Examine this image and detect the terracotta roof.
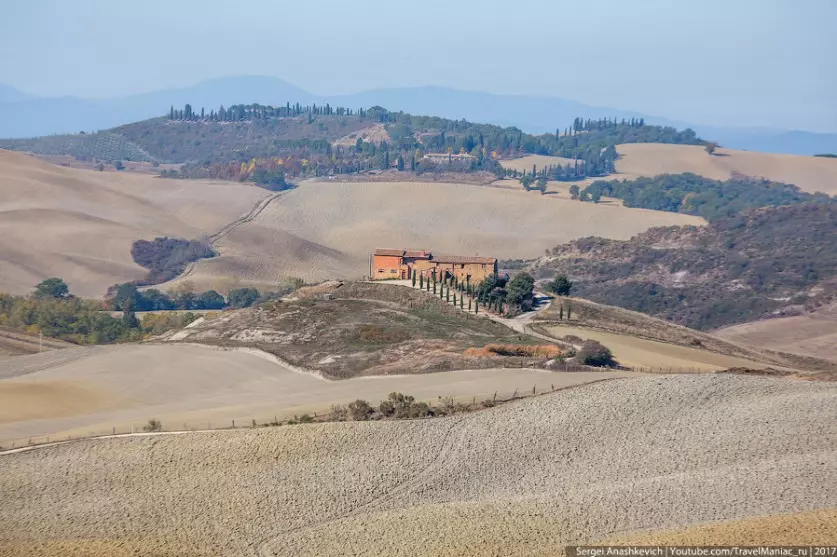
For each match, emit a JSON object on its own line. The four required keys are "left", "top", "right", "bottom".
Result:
{"left": 433, "top": 254, "right": 497, "bottom": 265}
{"left": 373, "top": 249, "right": 496, "bottom": 265}
{"left": 404, "top": 249, "right": 431, "bottom": 258}
{"left": 373, "top": 248, "right": 405, "bottom": 257}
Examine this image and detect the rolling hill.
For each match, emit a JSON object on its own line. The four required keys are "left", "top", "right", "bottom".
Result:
{"left": 1, "top": 374, "right": 834, "bottom": 555}
{"left": 157, "top": 178, "right": 704, "bottom": 292}
{"left": 2, "top": 76, "right": 835, "bottom": 155}
{"left": 715, "top": 301, "right": 837, "bottom": 364}
{"left": 529, "top": 203, "right": 837, "bottom": 331}
{"left": 613, "top": 143, "right": 837, "bottom": 195}
{"left": 0, "top": 150, "right": 269, "bottom": 297}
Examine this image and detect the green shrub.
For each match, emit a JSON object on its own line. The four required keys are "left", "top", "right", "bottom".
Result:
{"left": 142, "top": 418, "right": 162, "bottom": 432}
{"left": 348, "top": 399, "right": 373, "bottom": 421}
{"left": 577, "top": 340, "right": 614, "bottom": 367}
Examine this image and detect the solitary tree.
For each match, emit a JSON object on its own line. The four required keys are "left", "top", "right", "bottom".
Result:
{"left": 547, "top": 274, "right": 573, "bottom": 296}
{"left": 34, "top": 277, "right": 70, "bottom": 299}
{"left": 705, "top": 142, "right": 719, "bottom": 156}
{"left": 536, "top": 176, "right": 548, "bottom": 194}
{"left": 569, "top": 185, "right": 580, "bottom": 200}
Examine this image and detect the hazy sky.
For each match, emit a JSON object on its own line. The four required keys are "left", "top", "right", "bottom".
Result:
{"left": 1, "top": 0, "right": 835, "bottom": 132}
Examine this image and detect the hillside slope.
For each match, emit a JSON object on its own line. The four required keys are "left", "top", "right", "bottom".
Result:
{"left": 715, "top": 301, "right": 837, "bottom": 364}
{"left": 533, "top": 297, "right": 835, "bottom": 373}
{"left": 0, "top": 150, "right": 268, "bottom": 297}
{"left": 614, "top": 143, "right": 837, "bottom": 195}
{"left": 530, "top": 203, "right": 837, "bottom": 330}
{"left": 1, "top": 374, "right": 834, "bottom": 555}
{"left": 159, "top": 179, "right": 704, "bottom": 291}
{"left": 0, "top": 342, "right": 622, "bottom": 444}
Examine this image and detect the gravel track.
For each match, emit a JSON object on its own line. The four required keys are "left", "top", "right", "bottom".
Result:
{"left": 1, "top": 374, "right": 834, "bottom": 556}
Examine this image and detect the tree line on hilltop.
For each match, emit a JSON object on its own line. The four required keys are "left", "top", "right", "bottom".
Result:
{"left": 159, "top": 104, "right": 703, "bottom": 184}
{"left": 569, "top": 172, "right": 833, "bottom": 220}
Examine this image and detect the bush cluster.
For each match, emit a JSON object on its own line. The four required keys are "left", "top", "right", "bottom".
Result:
{"left": 131, "top": 237, "right": 215, "bottom": 285}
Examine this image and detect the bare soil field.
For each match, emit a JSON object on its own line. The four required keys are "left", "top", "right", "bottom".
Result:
{"left": 715, "top": 302, "right": 837, "bottom": 364}
{"left": 161, "top": 180, "right": 704, "bottom": 291}
{"left": 332, "top": 123, "right": 391, "bottom": 148}
{"left": 605, "top": 508, "right": 837, "bottom": 545}
{"left": 614, "top": 143, "right": 837, "bottom": 194}
{"left": 0, "top": 150, "right": 269, "bottom": 297}
{"left": 1, "top": 374, "right": 834, "bottom": 555}
{"left": 0, "top": 342, "right": 623, "bottom": 444}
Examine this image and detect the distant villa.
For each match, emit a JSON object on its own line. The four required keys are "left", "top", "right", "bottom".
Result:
{"left": 370, "top": 249, "right": 497, "bottom": 282}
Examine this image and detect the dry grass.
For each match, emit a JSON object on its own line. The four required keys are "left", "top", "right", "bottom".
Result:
{"left": 0, "top": 326, "right": 73, "bottom": 355}
{"left": 535, "top": 297, "right": 836, "bottom": 373}
{"left": 464, "top": 343, "right": 563, "bottom": 358}
{"left": 0, "top": 150, "right": 269, "bottom": 297}
{"left": 614, "top": 143, "right": 837, "bottom": 195}
{"left": 715, "top": 301, "right": 837, "bottom": 364}
{"left": 161, "top": 179, "right": 704, "bottom": 291}
{"left": 541, "top": 323, "right": 775, "bottom": 372}
{"left": 0, "top": 342, "right": 623, "bottom": 444}
{"left": 160, "top": 282, "right": 560, "bottom": 378}
{"left": 332, "top": 123, "right": 390, "bottom": 148}
{"left": 1, "top": 374, "right": 834, "bottom": 555}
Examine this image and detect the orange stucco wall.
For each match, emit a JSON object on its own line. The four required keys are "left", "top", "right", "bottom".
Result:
{"left": 371, "top": 254, "right": 403, "bottom": 279}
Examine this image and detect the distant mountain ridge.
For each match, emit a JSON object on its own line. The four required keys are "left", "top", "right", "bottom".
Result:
{"left": 0, "top": 84, "right": 35, "bottom": 103}
{"left": 1, "top": 75, "right": 834, "bottom": 155}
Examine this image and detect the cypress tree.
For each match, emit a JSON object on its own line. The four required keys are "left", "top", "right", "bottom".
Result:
{"left": 460, "top": 295, "right": 464, "bottom": 309}
{"left": 446, "top": 288, "right": 450, "bottom": 303}
{"left": 468, "top": 298, "right": 472, "bottom": 311}
{"left": 475, "top": 300, "right": 478, "bottom": 315}
{"left": 419, "top": 273, "right": 424, "bottom": 289}
{"left": 559, "top": 305, "right": 564, "bottom": 320}
{"left": 412, "top": 269, "right": 416, "bottom": 287}
{"left": 453, "top": 293, "right": 457, "bottom": 307}
{"left": 567, "top": 303, "right": 572, "bottom": 320}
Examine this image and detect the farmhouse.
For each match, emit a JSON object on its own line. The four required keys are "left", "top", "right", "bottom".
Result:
{"left": 371, "top": 248, "right": 497, "bottom": 283}
{"left": 423, "top": 152, "right": 475, "bottom": 164}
